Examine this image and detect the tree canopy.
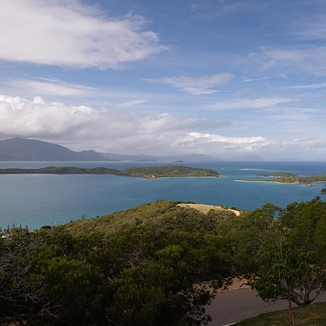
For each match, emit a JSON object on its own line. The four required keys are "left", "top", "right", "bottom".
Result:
{"left": 1, "top": 197, "right": 325, "bottom": 326}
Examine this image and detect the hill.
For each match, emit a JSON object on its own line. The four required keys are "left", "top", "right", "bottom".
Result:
{"left": 59, "top": 200, "right": 236, "bottom": 236}
{"left": 0, "top": 166, "right": 119, "bottom": 175}
{"left": 0, "top": 138, "right": 222, "bottom": 162}
{"left": 2, "top": 199, "right": 325, "bottom": 326}
{"left": 0, "top": 138, "right": 108, "bottom": 161}
{"left": 0, "top": 137, "right": 264, "bottom": 162}
{"left": 0, "top": 165, "right": 219, "bottom": 178}
{"left": 116, "top": 165, "right": 219, "bottom": 178}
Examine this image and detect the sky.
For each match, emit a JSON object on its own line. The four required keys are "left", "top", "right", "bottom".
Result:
{"left": 1, "top": 0, "right": 326, "bottom": 160}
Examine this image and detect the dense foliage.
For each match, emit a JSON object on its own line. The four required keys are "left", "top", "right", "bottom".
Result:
{"left": 1, "top": 195, "right": 326, "bottom": 326}
{"left": 115, "top": 165, "right": 220, "bottom": 178}
{"left": 0, "top": 165, "right": 219, "bottom": 178}
{"left": 0, "top": 166, "right": 120, "bottom": 174}
{"left": 251, "top": 172, "right": 326, "bottom": 184}
{"left": 0, "top": 201, "right": 233, "bottom": 326}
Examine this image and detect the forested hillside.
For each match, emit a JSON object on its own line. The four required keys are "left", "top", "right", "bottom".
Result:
{"left": 0, "top": 165, "right": 219, "bottom": 178}
{"left": 1, "top": 196, "right": 326, "bottom": 326}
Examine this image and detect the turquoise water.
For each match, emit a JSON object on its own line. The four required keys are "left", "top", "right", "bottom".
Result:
{"left": 0, "top": 161, "right": 325, "bottom": 230}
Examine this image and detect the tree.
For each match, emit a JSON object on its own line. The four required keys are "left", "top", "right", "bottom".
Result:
{"left": 217, "top": 203, "right": 281, "bottom": 276}
{"left": 0, "top": 228, "right": 109, "bottom": 326}
{"left": 0, "top": 228, "right": 48, "bottom": 325}
{"left": 250, "top": 233, "right": 325, "bottom": 326}
{"left": 250, "top": 198, "right": 326, "bottom": 326}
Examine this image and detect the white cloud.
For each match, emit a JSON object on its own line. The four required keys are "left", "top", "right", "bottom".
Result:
{"left": 257, "top": 137, "right": 326, "bottom": 160}
{"left": 0, "top": 94, "right": 231, "bottom": 154}
{"left": 1, "top": 94, "right": 325, "bottom": 160}
{"left": 118, "top": 100, "right": 148, "bottom": 107}
{"left": 6, "top": 78, "right": 96, "bottom": 97}
{"left": 211, "top": 97, "right": 295, "bottom": 110}
{"left": 293, "top": 19, "right": 326, "bottom": 41}
{"left": 145, "top": 73, "right": 234, "bottom": 95}
{"left": 257, "top": 46, "right": 326, "bottom": 75}
{"left": 264, "top": 109, "right": 319, "bottom": 122}
{"left": 185, "top": 132, "right": 266, "bottom": 145}
{"left": 286, "top": 83, "right": 326, "bottom": 90}
{"left": 0, "top": 0, "right": 166, "bottom": 69}
{"left": 242, "top": 76, "right": 272, "bottom": 82}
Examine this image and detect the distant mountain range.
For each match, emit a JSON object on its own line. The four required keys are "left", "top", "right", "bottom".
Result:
{"left": 0, "top": 138, "right": 222, "bottom": 161}
{"left": 0, "top": 138, "right": 263, "bottom": 161}
{"left": 0, "top": 138, "right": 107, "bottom": 161}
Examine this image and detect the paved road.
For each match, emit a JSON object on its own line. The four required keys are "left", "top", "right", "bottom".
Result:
{"left": 206, "top": 287, "right": 326, "bottom": 326}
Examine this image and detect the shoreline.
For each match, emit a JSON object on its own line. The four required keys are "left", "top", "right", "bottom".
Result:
{"left": 235, "top": 179, "right": 298, "bottom": 184}
{"left": 149, "top": 176, "right": 219, "bottom": 179}
{"left": 236, "top": 179, "right": 325, "bottom": 185}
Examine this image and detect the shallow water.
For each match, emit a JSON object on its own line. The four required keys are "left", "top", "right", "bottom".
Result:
{"left": 0, "top": 161, "right": 325, "bottom": 229}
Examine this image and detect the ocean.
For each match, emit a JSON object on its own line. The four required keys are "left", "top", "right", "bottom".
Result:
{"left": 0, "top": 161, "right": 325, "bottom": 230}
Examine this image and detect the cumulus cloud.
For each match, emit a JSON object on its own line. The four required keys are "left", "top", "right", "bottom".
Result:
{"left": 186, "top": 132, "right": 266, "bottom": 144}
{"left": 145, "top": 73, "right": 234, "bottom": 95}
{"left": 0, "top": 94, "right": 232, "bottom": 154}
{"left": 176, "top": 132, "right": 267, "bottom": 154}
{"left": 1, "top": 94, "right": 324, "bottom": 159}
{"left": 0, "top": 0, "right": 166, "bottom": 69}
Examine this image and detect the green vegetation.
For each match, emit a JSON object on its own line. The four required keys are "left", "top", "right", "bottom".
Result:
{"left": 0, "top": 166, "right": 119, "bottom": 174}
{"left": 1, "top": 194, "right": 326, "bottom": 325}
{"left": 236, "top": 302, "right": 326, "bottom": 326}
{"left": 259, "top": 172, "right": 297, "bottom": 177}
{"left": 0, "top": 165, "right": 219, "bottom": 178}
{"left": 115, "top": 165, "right": 220, "bottom": 178}
{"left": 0, "top": 201, "right": 234, "bottom": 326}
{"left": 242, "top": 172, "right": 326, "bottom": 184}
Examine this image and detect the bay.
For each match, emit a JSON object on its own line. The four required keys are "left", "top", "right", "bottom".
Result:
{"left": 0, "top": 161, "right": 325, "bottom": 230}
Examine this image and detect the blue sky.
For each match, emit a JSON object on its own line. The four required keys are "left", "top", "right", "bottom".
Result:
{"left": 1, "top": 0, "right": 326, "bottom": 160}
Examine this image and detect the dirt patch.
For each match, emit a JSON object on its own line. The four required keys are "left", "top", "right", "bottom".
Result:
{"left": 177, "top": 203, "right": 240, "bottom": 216}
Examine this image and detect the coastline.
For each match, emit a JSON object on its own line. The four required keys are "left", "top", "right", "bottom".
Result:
{"left": 236, "top": 179, "right": 325, "bottom": 185}
{"left": 235, "top": 179, "right": 298, "bottom": 184}
{"left": 149, "top": 176, "right": 219, "bottom": 179}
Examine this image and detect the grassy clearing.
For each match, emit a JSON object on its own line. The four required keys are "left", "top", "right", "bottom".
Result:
{"left": 177, "top": 203, "right": 241, "bottom": 216}
{"left": 236, "top": 301, "right": 326, "bottom": 326}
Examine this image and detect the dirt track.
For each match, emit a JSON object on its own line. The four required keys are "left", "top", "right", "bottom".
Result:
{"left": 177, "top": 203, "right": 240, "bottom": 216}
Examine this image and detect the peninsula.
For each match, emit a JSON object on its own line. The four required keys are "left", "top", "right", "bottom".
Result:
{"left": 0, "top": 165, "right": 219, "bottom": 179}
{"left": 239, "top": 172, "right": 326, "bottom": 185}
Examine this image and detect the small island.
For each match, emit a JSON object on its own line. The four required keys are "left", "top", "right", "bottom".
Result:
{"left": 115, "top": 165, "right": 219, "bottom": 178}
{"left": 0, "top": 165, "right": 219, "bottom": 179}
{"left": 239, "top": 172, "right": 326, "bottom": 185}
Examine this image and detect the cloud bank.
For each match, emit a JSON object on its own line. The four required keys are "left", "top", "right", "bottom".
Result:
{"left": 0, "top": 0, "right": 166, "bottom": 69}
{"left": 1, "top": 94, "right": 325, "bottom": 160}
{"left": 0, "top": 94, "right": 230, "bottom": 154}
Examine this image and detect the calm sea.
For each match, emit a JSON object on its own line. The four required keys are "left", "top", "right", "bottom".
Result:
{"left": 0, "top": 161, "right": 325, "bottom": 230}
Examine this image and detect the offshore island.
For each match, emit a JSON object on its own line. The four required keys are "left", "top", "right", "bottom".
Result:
{"left": 238, "top": 172, "right": 326, "bottom": 185}
{"left": 0, "top": 165, "right": 219, "bottom": 179}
